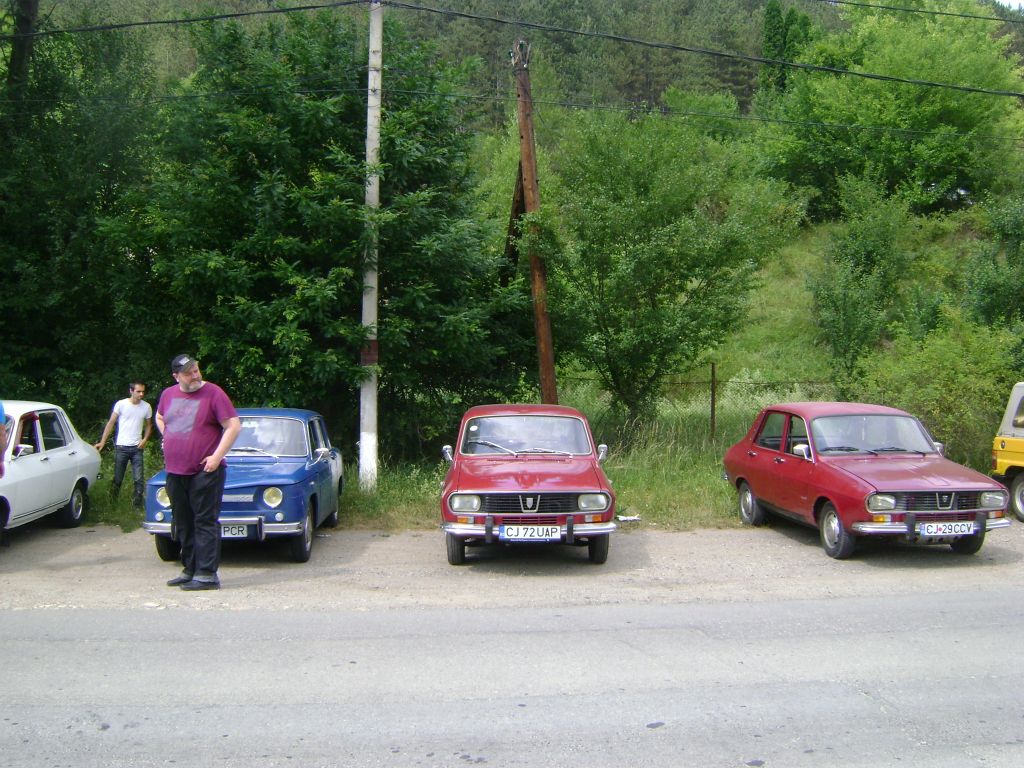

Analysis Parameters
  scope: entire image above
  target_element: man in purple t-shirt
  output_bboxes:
[156,354,241,590]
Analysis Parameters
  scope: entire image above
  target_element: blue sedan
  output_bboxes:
[143,408,343,562]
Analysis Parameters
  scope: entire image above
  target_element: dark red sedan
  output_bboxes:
[440,404,617,565]
[723,402,1010,558]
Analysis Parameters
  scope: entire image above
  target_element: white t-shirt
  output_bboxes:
[113,398,153,447]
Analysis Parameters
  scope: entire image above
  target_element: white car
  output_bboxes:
[1,400,101,536]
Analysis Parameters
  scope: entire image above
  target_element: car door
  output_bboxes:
[36,409,80,511]
[770,414,817,521]
[743,411,788,508]
[307,418,340,522]
[6,415,52,523]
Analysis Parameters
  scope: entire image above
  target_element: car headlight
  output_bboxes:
[449,494,481,513]
[981,490,1007,509]
[867,493,896,512]
[578,493,610,511]
[156,487,170,508]
[262,487,284,508]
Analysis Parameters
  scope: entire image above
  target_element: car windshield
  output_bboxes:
[461,415,593,456]
[810,414,936,455]
[229,417,307,458]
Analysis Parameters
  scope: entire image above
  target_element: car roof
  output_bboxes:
[1,400,63,414]
[237,407,322,420]
[462,403,587,419]
[766,401,913,419]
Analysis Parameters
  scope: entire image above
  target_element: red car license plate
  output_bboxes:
[918,521,975,536]
[500,524,560,541]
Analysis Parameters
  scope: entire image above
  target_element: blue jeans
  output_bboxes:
[112,445,145,505]
[166,467,226,581]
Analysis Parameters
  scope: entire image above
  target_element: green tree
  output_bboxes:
[101,14,533,456]
[965,195,1024,325]
[542,95,802,422]
[759,0,1024,217]
[760,0,786,93]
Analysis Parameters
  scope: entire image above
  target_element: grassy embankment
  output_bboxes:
[87,228,833,534]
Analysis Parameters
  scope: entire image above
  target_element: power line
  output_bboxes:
[810,0,1024,24]
[0,1,364,41]
[384,1,1024,99]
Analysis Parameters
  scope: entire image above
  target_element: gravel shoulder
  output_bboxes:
[1,517,1022,611]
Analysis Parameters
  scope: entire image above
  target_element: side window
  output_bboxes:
[17,416,42,455]
[38,411,69,452]
[1014,395,1024,429]
[755,412,786,451]
[786,417,809,455]
[308,420,325,453]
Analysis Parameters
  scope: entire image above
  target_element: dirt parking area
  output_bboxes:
[1,516,1022,611]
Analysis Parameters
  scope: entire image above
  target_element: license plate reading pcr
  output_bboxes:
[221,524,248,538]
[501,524,560,541]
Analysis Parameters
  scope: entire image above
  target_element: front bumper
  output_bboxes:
[442,517,617,544]
[143,516,303,541]
[852,513,1010,535]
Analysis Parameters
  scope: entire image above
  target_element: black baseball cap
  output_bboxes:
[170,354,197,373]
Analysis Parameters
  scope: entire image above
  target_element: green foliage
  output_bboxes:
[759,0,1024,217]
[97,14,534,456]
[965,195,1024,325]
[850,308,1020,469]
[541,106,803,422]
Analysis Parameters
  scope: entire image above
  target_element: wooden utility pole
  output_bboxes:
[511,40,558,404]
[359,0,383,490]
[6,0,39,102]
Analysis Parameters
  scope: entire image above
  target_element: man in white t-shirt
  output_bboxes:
[95,381,153,507]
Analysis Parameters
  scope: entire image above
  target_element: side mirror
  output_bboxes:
[13,444,35,459]
[793,443,811,461]
[313,447,330,463]
[442,445,454,463]
[597,444,608,462]
[933,441,945,457]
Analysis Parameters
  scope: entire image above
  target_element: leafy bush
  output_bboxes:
[850,308,1020,469]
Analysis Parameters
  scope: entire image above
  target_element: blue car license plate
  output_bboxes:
[221,524,248,538]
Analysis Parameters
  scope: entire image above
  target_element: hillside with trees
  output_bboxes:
[3,0,1024,472]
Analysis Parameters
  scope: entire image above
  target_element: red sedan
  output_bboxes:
[440,404,617,565]
[723,402,1010,558]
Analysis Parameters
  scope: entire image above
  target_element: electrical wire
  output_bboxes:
[809,0,1024,24]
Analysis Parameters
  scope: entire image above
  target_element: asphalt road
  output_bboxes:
[2,518,1023,767]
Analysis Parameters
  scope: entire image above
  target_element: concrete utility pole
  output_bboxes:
[359,0,383,490]
[511,40,558,405]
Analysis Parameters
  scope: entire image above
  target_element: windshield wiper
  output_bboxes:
[874,446,929,455]
[230,446,277,458]
[819,445,861,453]
[518,447,573,456]
[465,439,516,455]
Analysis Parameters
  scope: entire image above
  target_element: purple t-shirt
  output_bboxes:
[157,382,237,475]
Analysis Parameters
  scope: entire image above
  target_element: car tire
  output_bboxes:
[738,481,766,526]
[1011,475,1024,523]
[154,534,181,562]
[288,502,314,563]
[819,502,855,559]
[950,529,986,555]
[55,482,87,528]
[446,532,466,565]
[324,479,343,528]
[587,534,610,564]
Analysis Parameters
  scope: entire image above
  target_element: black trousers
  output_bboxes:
[166,467,226,579]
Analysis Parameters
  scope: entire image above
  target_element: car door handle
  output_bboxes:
[747,450,757,457]
[774,457,785,464]
[40,456,50,462]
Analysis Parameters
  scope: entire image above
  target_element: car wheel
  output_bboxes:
[446,532,466,565]
[738,481,766,526]
[950,529,986,555]
[288,502,314,563]
[587,534,610,564]
[324,479,343,528]
[55,482,87,528]
[154,534,181,562]
[1011,475,1024,523]
[819,503,855,559]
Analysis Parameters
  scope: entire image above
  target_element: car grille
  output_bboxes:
[479,493,579,514]
[895,492,984,512]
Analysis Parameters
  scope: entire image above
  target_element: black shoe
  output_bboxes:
[180,579,220,591]
[166,574,193,586]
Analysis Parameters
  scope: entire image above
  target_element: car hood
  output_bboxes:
[828,454,999,491]
[452,457,607,492]
[147,459,310,489]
